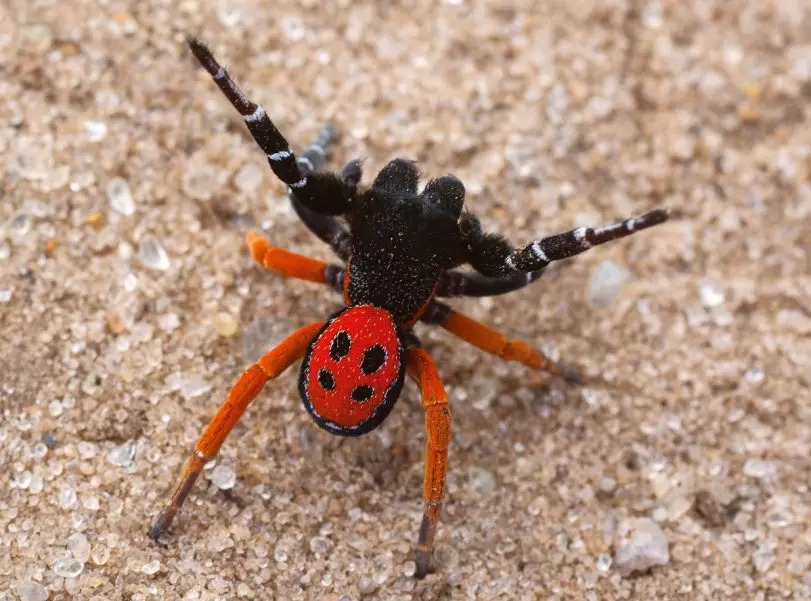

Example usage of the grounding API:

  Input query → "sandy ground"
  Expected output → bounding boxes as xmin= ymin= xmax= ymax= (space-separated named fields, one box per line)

xmin=2 ymin=1 xmax=811 ymax=599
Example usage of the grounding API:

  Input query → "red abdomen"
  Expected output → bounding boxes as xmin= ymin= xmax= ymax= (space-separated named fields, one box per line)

xmin=299 ymin=305 xmax=405 ymax=436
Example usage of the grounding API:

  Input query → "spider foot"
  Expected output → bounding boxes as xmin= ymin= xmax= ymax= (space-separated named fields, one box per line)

xmin=148 ymin=509 xmax=175 ymax=542
xmin=415 ymin=548 xmax=433 ymax=579
xmin=553 ymin=360 xmax=582 ymax=385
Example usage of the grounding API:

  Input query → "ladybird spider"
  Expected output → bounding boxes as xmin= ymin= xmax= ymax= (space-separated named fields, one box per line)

xmin=149 ymin=37 xmax=670 ymax=579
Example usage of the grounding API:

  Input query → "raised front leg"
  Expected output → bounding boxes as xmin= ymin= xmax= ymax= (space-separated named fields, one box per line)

xmin=461 ymin=208 xmax=669 ymax=277
xmin=148 ymin=321 xmax=324 ymax=540
xmin=406 ymin=347 xmax=452 ymax=578
xmin=188 ymin=38 xmax=355 ymax=215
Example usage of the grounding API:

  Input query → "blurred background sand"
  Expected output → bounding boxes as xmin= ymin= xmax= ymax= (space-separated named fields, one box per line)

xmin=2 ymin=0 xmax=810 ymax=599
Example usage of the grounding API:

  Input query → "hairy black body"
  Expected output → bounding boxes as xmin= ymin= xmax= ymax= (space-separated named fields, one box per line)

xmin=346 ymin=167 xmax=466 ymax=323
xmin=186 ymin=38 xmax=668 ymax=333
xmin=153 ymin=38 xmax=671 ymax=580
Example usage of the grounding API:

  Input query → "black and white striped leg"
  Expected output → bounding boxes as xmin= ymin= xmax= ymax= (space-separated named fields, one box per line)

xmin=436 ymin=269 xmax=546 ymax=298
xmin=188 ymin=38 xmax=355 ymax=215
xmin=297 ymin=127 xmax=363 ymax=185
xmin=289 ymin=125 xmax=354 ymax=260
xmin=461 ymin=209 xmax=669 ymax=277
xmin=509 ymin=209 xmax=670 ymax=272
xmin=296 ymin=124 xmax=335 ymax=174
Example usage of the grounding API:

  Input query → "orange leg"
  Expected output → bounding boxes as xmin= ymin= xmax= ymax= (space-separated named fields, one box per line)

xmin=406 ymin=347 xmax=452 ymax=578
xmin=246 ymin=230 xmax=330 ymax=283
xmin=149 ymin=321 xmax=324 ymax=540
xmin=440 ymin=310 xmax=581 ymax=383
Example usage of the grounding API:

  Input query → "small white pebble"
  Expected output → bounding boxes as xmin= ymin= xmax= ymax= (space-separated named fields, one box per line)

xmin=766 ymin=510 xmax=793 ymax=529
xmin=588 ymin=260 xmax=631 ymax=307
xmin=59 ymin=484 xmax=77 ymax=509
xmin=528 ymin=496 xmax=548 ymax=517
xmin=237 ymin=583 xmax=251 ymax=597
xmin=13 ymin=581 xmax=48 ymax=601
xmin=182 ymin=161 xmax=221 ymax=201
xmin=601 ymin=476 xmax=617 ymax=493
xmin=347 ymin=534 xmax=368 ymax=551
xmin=141 ymin=559 xmax=161 ymax=575
xmin=180 ymin=376 xmax=212 ymax=400
xmin=358 ymin=576 xmax=377 ymax=594
xmin=669 ymin=134 xmax=695 ymax=161
xmin=776 ymin=309 xmax=811 ymax=334
xmin=700 ymin=283 xmax=724 ymax=308
xmin=107 ymin=177 xmax=135 ymax=215
xmin=665 ymin=495 xmax=694 ymax=521
xmin=159 ymin=312 xmax=180 ymax=332
xmin=118 ymin=241 xmax=133 ymax=261
xmin=209 ymin=463 xmax=236 ymax=490
xmin=309 ymin=536 xmax=333 ymax=555
xmin=131 ymin=321 xmax=153 ymax=344
xmin=274 ymin=546 xmax=288 ymax=562
xmin=139 ymin=235 xmax=170 ymax=271
xmin=641 ymin=0 xmax=662 ymax=28
xmin=752 ymin=542 xmax=776 ymax=572
xmin=78 ymin=441 xmax=98 ymax=458
xmin=613 ymin=517 xmax=670 ymax=576
xmin=83 ymin=495 xmax=100 ymax=511
xmin=214 ymin=313 xmax=239 ymax=337
xmin=92 ymin=544 xmax=110 ymax=565
xmin=8 ymin=212 xmax=32 ymax=238
xmin=67 ymin=533 xmax=91 ymax=564
xmin=107 ymin=440 xmax=136 ymax=468
xmin=743 ymin=367 xmax=765 ymax=384
xmin=52 ymin=557 xmax=85 ymax=578
xmin=596 ymin=552 xmax=613 ymax=574
xmin=467 ymin=466 xmax=496 ymax=496
xmin=84 ymin=119 xmax=107 ymax=142
xmin=14 ymin=471 xmax=32 ymax=489
xmin=48 ymin=399 xmax=63 ymax=417
xmin=234 ymin=163 xmax=263 ymax=194
xmin=743 ymin=458 xmax=777 ymax=479
xmin=208 ymin=575 xmax=229 ymax=594
xmin=208 ymin=536 xmax=235 ymax=553
xmin=29 ymin=474 xmax=43 ymax=494
xmin=403 ymin=560 xmax=417 ymax=577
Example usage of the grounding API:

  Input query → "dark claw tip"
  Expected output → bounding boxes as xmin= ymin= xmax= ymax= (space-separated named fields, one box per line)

xmin=186 ymin=36 xmax=206 ymax=55
xmin=148 ymin=513 xmax=172 ymax=542
xmin=415 ymin=550 xmax=433 ymax=579
xmin=550 ymin=360 xmax=582 ymax=385
xmin=562 ymin=365 xmax=583 ymax=385
xmin=321 ymin=122 xmax=338 ymax=140
xmin=186 ymin=37 xmax=219 ymax=74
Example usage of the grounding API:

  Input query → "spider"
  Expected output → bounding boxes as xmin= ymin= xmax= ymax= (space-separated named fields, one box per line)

xmin=149 ymin=37 xmax=670 ymax=579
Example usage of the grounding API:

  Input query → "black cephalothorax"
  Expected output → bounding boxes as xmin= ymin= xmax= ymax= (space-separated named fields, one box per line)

xmin=150 ymin=38 xmax=670 ymax=580
xmin=345 ymin=162 xmax=467 ymax=323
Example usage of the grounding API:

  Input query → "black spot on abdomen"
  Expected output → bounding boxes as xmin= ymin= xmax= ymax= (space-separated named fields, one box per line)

xmin=361 ymin=345 xmax=386 ymax=374
xmin=318 ymin=368 xmax=336 ymax=391
xmin=330 ymin=331 xmax=351 ymax=361
xmin=351 ymin=385 xmax=374 ymax=403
